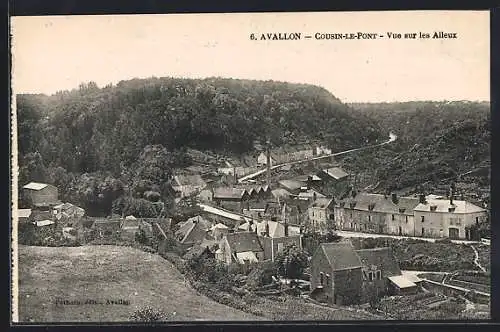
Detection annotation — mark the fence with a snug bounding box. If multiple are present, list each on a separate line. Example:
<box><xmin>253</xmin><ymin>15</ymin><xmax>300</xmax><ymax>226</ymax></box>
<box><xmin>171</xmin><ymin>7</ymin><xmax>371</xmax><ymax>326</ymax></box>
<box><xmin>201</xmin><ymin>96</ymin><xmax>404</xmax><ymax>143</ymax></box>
<box><xmin>420</xmin><ymin>279</ymin><xmax>490</xmax><ymax>305</ymax></box>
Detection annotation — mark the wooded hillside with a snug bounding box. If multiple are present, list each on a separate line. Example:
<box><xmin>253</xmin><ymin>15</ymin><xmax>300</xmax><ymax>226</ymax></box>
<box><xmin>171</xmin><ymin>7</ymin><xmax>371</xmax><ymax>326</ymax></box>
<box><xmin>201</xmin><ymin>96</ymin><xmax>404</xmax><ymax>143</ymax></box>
<box><xmin>17</xmin><ymin>77</ymin><xmax>384</xmax><ymax>216</ymax></box>
<box><xmin>344</xmin><ymin>101</ymin><xmax>490</xmax><ymax>195</ymax></box>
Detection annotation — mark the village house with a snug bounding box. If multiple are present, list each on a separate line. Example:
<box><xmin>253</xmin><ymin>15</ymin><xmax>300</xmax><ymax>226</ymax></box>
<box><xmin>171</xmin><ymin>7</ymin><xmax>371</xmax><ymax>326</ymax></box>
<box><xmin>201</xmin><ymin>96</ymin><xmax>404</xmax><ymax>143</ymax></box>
<box><xmin>175</xmin><ymin>215</ymin><xmax>212</xmax><ymax>245</ymax></box>
<box><xmin>216</xmin><ymin>231</ymin><xmax>265</xmax><ymax>265</ymax></box>
<box><xmin>335</xmin><ymin>192</ymin><xmax>420</xmax><ymax>236</ymax></box>
<box><xmin>310</xmin><ymin>241</ymin><xmax>364</xmax><ymax>305</ymax></box>
<box><xmin>310</xmin><ymin>241</ymin><xmax>414</xmax><ymax>305</ymax></box>
<box><xmin>278</xmin><ymin>179</ymin><xmax>306</xmax><ymax>195</ymax></box>
<box><xmin>256</xmin><ymin>220</ymin><xmax>302</xmax><ymax>262</ymax></box>
<box><xmin>315</xmin><ymin>167</ymin><xmax>350</xmax><ymax>196</ymax></box>
<box><xmin>355</xmin><ymin>247</ymin><xmax>416</xmax><ymax>301</ymax></box>
<box><xmin>307</xmin><ymin>197</ymin><xmax>336</xmax><ymax>233</ymax></box>
<box><xmin>18</xmin><ymin>209</ymin><xmax>33</xmax><ymax>223</ymax></box>
<box><xmin>413</xmin><ymin>194</ymin><xmax>488</xmax><ymax>239</ymax></box>
<box><xmin>210</xmin><ymin>222</ymin><xmax>229</xmax><ymax>240</ymax></box>
<box><xmin>212</xmin><ymin>187</ymin><xmax>250</xmax><ymax>213</ymax></box>
<box><xmin>33</xmin><ymin>219</ymin><xmax>55</xmax><ymax>228</ymax></box>
<box><xmin>53</xmin><ymin>202</ymin><xmax>85</xmax><ymax>225</ymax></box>
<box><xmin>172</xmin><ymin>174</ymin><xmax>207</xmax><ymax>198</ymax></box>
<box><xmin>22</xmin><ymin>182</ymin><xmax>60</xmax><ymax>208</ymax></box>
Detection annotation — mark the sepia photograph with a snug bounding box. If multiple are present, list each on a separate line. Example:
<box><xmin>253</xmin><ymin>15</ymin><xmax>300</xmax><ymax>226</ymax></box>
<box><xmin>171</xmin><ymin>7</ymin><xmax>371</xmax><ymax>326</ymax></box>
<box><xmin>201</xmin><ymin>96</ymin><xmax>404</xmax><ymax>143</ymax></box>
<box><xmin>10</xmin><ymin>11</ymin><xmax>491</xmax><ymax>323</ymax></box>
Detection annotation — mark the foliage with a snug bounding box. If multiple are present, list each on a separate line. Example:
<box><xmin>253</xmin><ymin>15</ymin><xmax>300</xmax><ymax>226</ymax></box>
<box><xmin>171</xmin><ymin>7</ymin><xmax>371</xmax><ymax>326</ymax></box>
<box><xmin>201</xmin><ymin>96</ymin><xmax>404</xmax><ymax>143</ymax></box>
<box><xmin>112</xmin><ymin>196</ymin><xmax>163</xmax><ymax>218</ymax></box>
<box><xmin>134</xmin><ymin>228</ymin><xmax>150</xmax><ymax>246</ymax></box>
<box><xmin>274</xmin><ymin>244</ymin><xmax>309</xmax><ymax>279</ymax></box>
<box><xmin>18</xmin><ymin>222</ymin><xmax>81</xmax><ymax>247</ymax></box>
<box><xmin>345</xmin><ymin>101</ymin><xmax>490</xmax><ymax>195</ymax></box>
<box><xmin>246</xmin><ymin>261</ymin><xmax>277</xmax><ymax>289</ymax></box>
<box><xmin>130</xmin><ymin>306</ymin><xmax>169</xmax><ymax>322</ymax></box>
<box><xmin>350</xmin><ymin>237</ymin><xmax>477</xmax><ymax>272</ymax></box>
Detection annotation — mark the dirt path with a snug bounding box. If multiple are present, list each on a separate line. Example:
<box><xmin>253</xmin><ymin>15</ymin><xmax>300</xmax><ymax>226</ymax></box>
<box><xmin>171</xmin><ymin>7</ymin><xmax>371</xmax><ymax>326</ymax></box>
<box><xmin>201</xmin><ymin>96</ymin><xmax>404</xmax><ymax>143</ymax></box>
<box><xmin>469</xmin><ymin>244</ymin><xmax>487</xmax><ymax>272</ymax></box>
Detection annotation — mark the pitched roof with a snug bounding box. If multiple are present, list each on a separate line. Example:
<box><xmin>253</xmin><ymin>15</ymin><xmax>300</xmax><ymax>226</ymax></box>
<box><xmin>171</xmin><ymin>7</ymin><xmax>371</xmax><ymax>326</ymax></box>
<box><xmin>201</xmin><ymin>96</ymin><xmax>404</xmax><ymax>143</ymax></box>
<box><xmin>23</xmin><ymin>182</ymin><xmax>51</xmax><ymax>190</ymax></box>
<box><xmin>278</xmin><ymin>179</ymin><xmax>305</xmax><ymax>191</ymax></box>
<box><xmin>388</xmin><ymin>275</ymin><xmax>417</xmax><ymax>289</ymax></box>
<box><xmin>213</xmin><ymin>187</ymin><xmax>247</xmax><ymax>199</ymax></box>
<box><xmin>414</xmin><ymin>199</ymin><xmax>486</xmax><ymax>214</ymax></box>
<box><xmin>33</xmin><ymin>220</ymin><xmax>55</xmax><ymax>227</ymax></box>
<box><xmin>225</xmin><ymin>232</ymin><xmax>263</xmax><ymax>253</ymax></box>
<box><xmin>355</xmin><ymin>247</ymin><xmax>401</xmax><ymax>276</ymax></box>
<box><xmin>298</xmin><ymin>189</ymin><xmax>326</xmax><ymax>200</ymax></box>
<box><xmin>319</xmin><ymin>242</ymin><xmax>363</xmax><ymax>271</ymax></box>
<box><xmin>339</xmin><ymin>193</ymin><xmax>420</xmax><ymax>215</ymax></box>
<box><xmin>210</xmin><ymin>222</ymin><xmax>229</xmax><ymax>230</ymax></box>
<box><xmin>272</xmin><ymin>188</ymin><xmax>292</xmax><ymax>199</ymax></box>
<box><xmin>309</xmin><ymin>197</ymin><xmax>334</xmax><ymax>209</ymax></box>
<box><xmin>174</xmin><ymin>174</ymin><xmax>206</xmax><ymax>187</ymax></box>
<box><xmin>322</xmin><ymin>167</ymin><xmax>349</xmax><ymax>180</ymax></box>
<box><xmin>18</xmin><ymin>209</ymin><xmax>32</xmax><ymax>218</ymax></box>
<box><xmin>256</xmin><ymin>220</ymin><xmax>301</xmax><ymax>238</ymax></box>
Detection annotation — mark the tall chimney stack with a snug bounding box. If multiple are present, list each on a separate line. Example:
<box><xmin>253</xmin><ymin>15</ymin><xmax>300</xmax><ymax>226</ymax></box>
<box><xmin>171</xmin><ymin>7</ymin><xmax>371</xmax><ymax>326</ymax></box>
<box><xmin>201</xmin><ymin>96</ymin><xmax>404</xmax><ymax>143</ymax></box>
<box><xmin>419</xmin><ymin>194</ymin><xmax>426</xmax><ymax>204</ymax></box>
<box><xmin>391</xmin><ymin>193</ymin><xmax>398</xmax><ymax>204</ymax></box>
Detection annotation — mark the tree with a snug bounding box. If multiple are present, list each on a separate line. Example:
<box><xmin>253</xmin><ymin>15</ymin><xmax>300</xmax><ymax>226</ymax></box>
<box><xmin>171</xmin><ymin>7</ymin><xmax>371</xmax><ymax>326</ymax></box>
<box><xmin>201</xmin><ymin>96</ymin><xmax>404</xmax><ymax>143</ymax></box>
<box><xmin>274</xmin><ymin>244</ymin><xmax>309</xmax><ymax>279</ymax></box>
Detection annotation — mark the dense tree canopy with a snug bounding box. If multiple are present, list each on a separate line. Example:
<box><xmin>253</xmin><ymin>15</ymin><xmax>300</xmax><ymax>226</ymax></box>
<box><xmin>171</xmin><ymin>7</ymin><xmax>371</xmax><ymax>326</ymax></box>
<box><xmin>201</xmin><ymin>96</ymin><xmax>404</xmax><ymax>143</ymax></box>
<box><xmin>17</xmin><ymin>77</ymin><xmax>385</xmax><ymax>216</ymax></box>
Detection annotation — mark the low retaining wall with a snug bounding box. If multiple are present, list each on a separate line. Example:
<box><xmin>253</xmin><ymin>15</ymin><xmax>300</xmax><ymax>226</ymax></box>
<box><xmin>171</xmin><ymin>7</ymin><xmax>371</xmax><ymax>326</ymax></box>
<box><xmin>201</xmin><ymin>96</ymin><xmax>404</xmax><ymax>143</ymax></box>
<box><xmin>421</xmin><ymin>279</ymin><xmax>490</xmax><ymax>305</ymax></box>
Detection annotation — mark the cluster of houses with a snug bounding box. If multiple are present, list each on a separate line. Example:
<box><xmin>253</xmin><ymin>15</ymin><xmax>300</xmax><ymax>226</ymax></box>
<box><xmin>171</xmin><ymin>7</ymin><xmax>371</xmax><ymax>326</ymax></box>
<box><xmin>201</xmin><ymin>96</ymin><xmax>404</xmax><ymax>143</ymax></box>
<box><xmin>172</xmin><ymin>160</ymin><xmax>488</xmax><ymax>241</ymax></box>
<box><xmin>18</xmin><ymin>182</ymin><xmax>84</xmax><ymax>228</ymax></box>
<box><xmin>173</xmin><ymin>214</ymin><xmax>302</xmax><ymax>265</ymax></box>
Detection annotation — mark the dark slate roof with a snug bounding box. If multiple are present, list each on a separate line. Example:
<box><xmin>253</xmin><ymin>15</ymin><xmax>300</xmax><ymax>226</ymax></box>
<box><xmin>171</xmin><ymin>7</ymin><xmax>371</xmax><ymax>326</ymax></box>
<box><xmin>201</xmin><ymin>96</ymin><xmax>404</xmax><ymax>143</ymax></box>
<box><xmin>320</xmin><ymin>242</ymin><xmax>363</xmax><ymax>271</ymax></box>
<box><xmin>322</xmin><ymin>167</ymin><xmax>349</xmax><ymax>180</ymax></box>
<box><xmin>225</xmin><ymin>232</ymin><xmax>263</xmax><ymax>253</ymax></box>
<box><xmin>309</xmin><ymin>197</ymin><xmax>334</xmax><ymax>209</ymax></box>
<box><xmin>278</xmin><ymin>179</ymin><xmax>305</xmax><ymax>191</ymax></box>
<box><xmin>339</xmin><ymin>193</ymin><xmax>420</xmax><ymax>215</ymax></box>
<box><xmin>355</xmin><ymin>247</ymin><xmax>401</xmax><ymax>277</ymax></box>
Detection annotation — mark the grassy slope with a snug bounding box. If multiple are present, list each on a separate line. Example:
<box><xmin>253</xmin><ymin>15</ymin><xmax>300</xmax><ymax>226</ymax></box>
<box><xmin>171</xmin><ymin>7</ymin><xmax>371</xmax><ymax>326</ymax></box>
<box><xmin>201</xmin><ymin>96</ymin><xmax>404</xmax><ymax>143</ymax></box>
<box><xmin>18</xmin><ymin>245</ymin><xmax>261</xmax><ymax>322</ymax></box>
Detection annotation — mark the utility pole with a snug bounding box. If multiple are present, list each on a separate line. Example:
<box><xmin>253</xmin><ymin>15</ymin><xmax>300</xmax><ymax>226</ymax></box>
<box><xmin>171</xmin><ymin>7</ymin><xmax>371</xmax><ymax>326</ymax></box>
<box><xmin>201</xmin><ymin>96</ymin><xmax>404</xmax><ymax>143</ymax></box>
<box><xmin>266</xmin><ymin>139</ymin><xmax>271</xmax><ymax>187</ymax></box>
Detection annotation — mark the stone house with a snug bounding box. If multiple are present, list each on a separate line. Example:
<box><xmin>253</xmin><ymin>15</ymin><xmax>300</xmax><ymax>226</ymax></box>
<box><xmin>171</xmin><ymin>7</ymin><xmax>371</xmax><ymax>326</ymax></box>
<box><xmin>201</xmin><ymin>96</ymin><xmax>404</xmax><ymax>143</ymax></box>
<box><xmin>216</xmin><ymin>231</ymin><xmax>265</xmax><ymax>265</ymax></box>
<box><xmin>22</xmin><ymin>182</ymin><xmax>59</xmax><ymax>208</ymax></box>
<box><xmin>413</xmin><ymin>195</ymin><xmax>488</xmax><ymax>239</ymax></box>
<box><xmin>307</xmin><ymin>197</ymin><xmax>335</xmax><ymax>233</ymax></box>
<box><xmin>310</xmin><ymin>241</ymin><xmax>364</xmax><ymax>305</ymax></box>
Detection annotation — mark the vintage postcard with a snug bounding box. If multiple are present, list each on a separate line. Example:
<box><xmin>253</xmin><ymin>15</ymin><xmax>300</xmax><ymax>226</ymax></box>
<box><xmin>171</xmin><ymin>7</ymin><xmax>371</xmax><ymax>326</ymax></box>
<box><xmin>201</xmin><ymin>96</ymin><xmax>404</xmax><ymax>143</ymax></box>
<box><xmin>10</xmin><ymin>11</ymin><xmax>490</xmax><ymax>323</ymax></box>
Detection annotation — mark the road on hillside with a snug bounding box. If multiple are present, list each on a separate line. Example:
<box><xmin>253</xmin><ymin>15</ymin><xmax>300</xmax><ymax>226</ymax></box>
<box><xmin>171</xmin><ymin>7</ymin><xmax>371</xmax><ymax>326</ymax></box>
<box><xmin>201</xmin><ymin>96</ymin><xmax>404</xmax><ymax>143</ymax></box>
<box><xmin>238</xmin><ymin>132</ymin><xmax>397</xmax><ymax>183</ymax></box>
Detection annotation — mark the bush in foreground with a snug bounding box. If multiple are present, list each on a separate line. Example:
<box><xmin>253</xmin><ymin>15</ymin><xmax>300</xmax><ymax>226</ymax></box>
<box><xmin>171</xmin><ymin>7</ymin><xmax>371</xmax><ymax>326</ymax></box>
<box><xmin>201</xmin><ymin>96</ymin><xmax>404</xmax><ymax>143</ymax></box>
<box><xmin>131</xmin><ymin>306</ymin><xmax>170</xmax><ymax>322</ymax></box>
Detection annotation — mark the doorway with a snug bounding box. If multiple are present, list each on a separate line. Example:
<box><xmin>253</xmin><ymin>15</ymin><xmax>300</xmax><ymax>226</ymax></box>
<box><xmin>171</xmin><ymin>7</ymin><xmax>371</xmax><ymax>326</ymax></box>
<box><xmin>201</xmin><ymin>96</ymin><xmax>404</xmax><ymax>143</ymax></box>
<box><xmin>449</xmin><ymin>227</ymin><xmax>459</xmax><ymax>239</ymax></box>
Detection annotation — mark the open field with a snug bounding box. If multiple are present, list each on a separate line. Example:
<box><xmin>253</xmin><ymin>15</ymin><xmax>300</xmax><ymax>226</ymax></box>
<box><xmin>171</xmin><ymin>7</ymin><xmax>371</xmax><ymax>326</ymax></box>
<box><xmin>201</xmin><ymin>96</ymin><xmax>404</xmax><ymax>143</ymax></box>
<box><xmin>17</xmin><ymin>245</ymin><xmax>261</xmax><ymax>322</ymax></box>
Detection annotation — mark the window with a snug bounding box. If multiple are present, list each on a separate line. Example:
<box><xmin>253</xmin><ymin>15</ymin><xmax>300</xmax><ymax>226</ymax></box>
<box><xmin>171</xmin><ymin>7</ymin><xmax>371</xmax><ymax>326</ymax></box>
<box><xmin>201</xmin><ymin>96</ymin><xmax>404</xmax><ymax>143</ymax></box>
<box><xmin>368</xmin><ymin>215</ymin><xmax>371</xmax><ymax>222</ymax></box>
<box><xmin>405</xmin><ymin>216</ymin><xmax>408</xmax><ymax>223</ymax></box>
<box><xmin>368</xmin><ymin>272</ymin><xmax>373</xmax><ymax>281</ymax></box>
<box><xmin>421</xmin><ymin>216</ymin><xmax>425</xmax><ymax>223</ymax></box>
<box><xmin>350</xmin><ymin>212</ymin><xmax>353</xmax><ymax>218</ymax></box>
<box><xmin>392</xmin><ymin>214</ymin><xmax>395</xmax><ymax>221</ymax></box>
<box><xmin>320</xmin><ymin>272</ymin><xmax>324</xmax><ymax>285</ymax></box>
<box><xmin>476</xmin><ymin>217</ymin><xmax>479</xmax><ymax>224</ymax></box>
<box><xmin>376</xmin><ymin>270</ymin><xmax>381</xmax><ymax>280</ymax></box>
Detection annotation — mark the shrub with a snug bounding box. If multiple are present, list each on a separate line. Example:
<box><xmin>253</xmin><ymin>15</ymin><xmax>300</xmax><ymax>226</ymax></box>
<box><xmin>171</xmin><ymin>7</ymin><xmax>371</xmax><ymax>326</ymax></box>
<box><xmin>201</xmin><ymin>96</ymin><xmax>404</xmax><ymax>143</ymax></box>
<box><xmin>131</xmin><ymin>306</ymin><xmax>169</xmax><ymax>322</ymax></box>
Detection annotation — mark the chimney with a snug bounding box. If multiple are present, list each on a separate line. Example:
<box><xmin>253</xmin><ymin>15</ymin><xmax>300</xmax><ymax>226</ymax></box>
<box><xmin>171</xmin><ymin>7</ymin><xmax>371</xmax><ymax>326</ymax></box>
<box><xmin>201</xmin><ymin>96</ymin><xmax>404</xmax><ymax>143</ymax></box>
<box><xmin>391</xmin><ymin>193</ymin><xmax>398</xmax><ymax>204</ymax></box>
<box><xmin>419</xmin><ymin>194</ymin><xmax>426</xmax><ymax>204</ymax></box>
<box><xmin>449</xmin><ymin>185</ymin><xmax>454</xmax><ymax>206</ymax></box>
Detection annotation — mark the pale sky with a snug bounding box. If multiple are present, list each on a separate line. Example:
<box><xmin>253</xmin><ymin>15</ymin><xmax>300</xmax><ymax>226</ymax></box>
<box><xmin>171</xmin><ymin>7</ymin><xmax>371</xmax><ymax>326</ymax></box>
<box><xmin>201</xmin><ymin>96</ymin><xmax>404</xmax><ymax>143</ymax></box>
<box><xmin>11</xmin><ymin>11</ymin><xmax>490</xmax><ymax>103</ymax></box>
